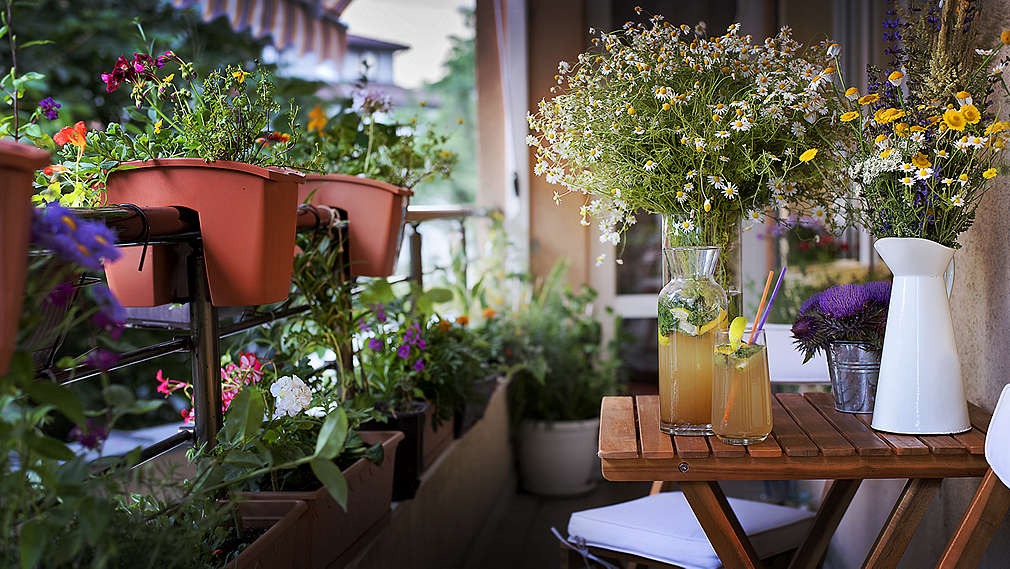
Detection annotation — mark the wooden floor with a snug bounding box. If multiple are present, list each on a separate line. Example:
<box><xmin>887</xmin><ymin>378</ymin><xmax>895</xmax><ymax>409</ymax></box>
<box><xmin>463</xmin><ymin>480</ymin><xmax>652</xmax><ymax>569</ymax></box>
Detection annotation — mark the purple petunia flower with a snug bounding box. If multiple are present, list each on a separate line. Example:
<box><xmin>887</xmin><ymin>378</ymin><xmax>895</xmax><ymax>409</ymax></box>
<box><xmin>69</xmin><ymin>418</ymin><xmax>108</xmax><ymax>450</ymax></box>
<box><xmin>38</xmin><ymin>97</ymin><xmax>60</xmax><ymax>120</ymax></box>
<box><xmin>396</xmin><ymin>344</ymin><xmax>411</xmax><ymax>359</ymax></box>
<box><xmin>85</xmin><ymin>349</ymin><xmax>119</xmax><ymax>371</ymax></box>
<box><xmin>368</xmin><ymin>338</ymin><xmax>383</xmax><ymax>351</ymax></box>
<box><xmin>413</xmin><ymin>359</ymin><xmax>424</xmax><ymax>372</ymax></box>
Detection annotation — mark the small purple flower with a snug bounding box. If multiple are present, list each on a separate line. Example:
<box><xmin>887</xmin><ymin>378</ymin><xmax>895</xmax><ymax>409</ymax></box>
<box><xmin>413</xmin><ymin>359</ymin><xmax>424</xmax><ymax>372</ymax></box>
<box><xmin>92</xmin><ymin>312</ymin><xmax>124</xmax><ymax>340</ymax></box>
<box><xmin>368</xmin><ymin>338</ymin><xmax>383</xmax><ymax>351</ymax></box>
<box><xmin>38</xmin><ymin>97</ymin><xmax>60</xmax><ymax>120</ymax></box>
<box><xmin>85</xmin><ymin>349</ymin><xmax>119</xmax><ymax>371</ymax></box>
<box><xmin>370</xmin><ymin>304</ymin><xmax>387</xmax><ymax>323</ymax></box>
<box><xmin>46</xmin><ymin>282</ymin><xmax>75</xmax><ymax>307</ymax></box>
<box><xmin>417</xmin><ymin>339</ymin><xmax>427</xmax><ymax>350</ymax></box>
<box><xmin>396</xmin><ymin>344</ymin><xmax>411</xmax><ymax>359</ymax></box>
<box><xmin>31</xmin><ymin>206</ymin><xmax>120</xmax><ymax>271</ymax></box>
<box><xmin>91</xmin><ymin>285</ymin><xmax>127</xmax><ymax>323</ymax></box>
<box><xmin>69</xmin><ymin>418</ymin><xmax>108</xmax><ymax>450</ymax></box>
<box><xmin>359</xmin><ymin>321</ymin><xmax>370</xmax><ymax>332</ymax></box>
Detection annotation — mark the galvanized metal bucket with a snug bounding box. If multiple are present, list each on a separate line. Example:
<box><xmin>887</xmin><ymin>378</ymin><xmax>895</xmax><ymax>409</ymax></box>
<box><xmin>826</xmin><ymin>342</ymin><xmax>881</xmax><ymax>413</ymax></box>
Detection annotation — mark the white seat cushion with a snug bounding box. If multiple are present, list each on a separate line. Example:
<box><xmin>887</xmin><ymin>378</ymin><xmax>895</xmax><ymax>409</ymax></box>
<box><xmin>987</xmin><ymin>384</ymin><xmax>1010</xmax><ymax>487</ymax></box>
<box><xmin>567</xmin><ymin>491</ymin><xmax>814</xmax><ymax>569</ymax></box>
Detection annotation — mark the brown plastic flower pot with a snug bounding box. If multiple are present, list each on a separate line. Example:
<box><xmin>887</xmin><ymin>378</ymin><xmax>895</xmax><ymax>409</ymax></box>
<box><xmin>103</xmin><ymin>244</ymin><xmax>185</xmax><ymax>307</ymax></box>
<box><xmin>105</xmin><ymin>159</ymin><xmax>305</xmax><ymax>306</ymax></box>
<box><xmin>0</xmin><ymin>141</ymin><xmax>50</xmax><ymax>376</ymax></box>
<box><xmin>299</xmin><ymin>174</ymin><xmax>412</xmax><ymax>277</ymax></box>
<box><xmin>231</xmin><ymin>499</ymin><xmax>311</xmax><ymax>569</ymax></box>
<box><xmin>422</xmin><ymin>402</ymin><xmax>455</xmax><ymax>470</ymax></box>
<box><xmin>241</xmin><ymin>431</ymin><xmax>403</xmax><ymax>569</ymax></box>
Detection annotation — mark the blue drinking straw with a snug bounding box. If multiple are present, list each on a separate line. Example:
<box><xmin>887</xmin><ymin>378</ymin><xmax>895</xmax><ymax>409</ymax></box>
<box><xmin>754</xmin><ymin>266</ymin><xmax>787</xmax><ymax>336</ymax></box>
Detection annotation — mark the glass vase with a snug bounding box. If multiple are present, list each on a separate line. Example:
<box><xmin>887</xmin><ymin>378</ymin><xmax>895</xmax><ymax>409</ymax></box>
<box><xmin>662</xmin><ymin>214</ymin><xmax>742</xmax><ymax>320</ymax></box>
<box><xmin>657</xmin><ymin>246</ymin><xmax>728</xmax><ymax>435</ymax></box>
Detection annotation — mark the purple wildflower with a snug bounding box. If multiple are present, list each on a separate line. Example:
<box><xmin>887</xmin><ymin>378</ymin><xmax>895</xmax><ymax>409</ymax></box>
<box><xmin>85</xmin><ymin>349</ymin><xmax>119</xmax><ymax>371</ymax></box>
<box><xmin>396</xmin><ymin>344</ymin><xmax>411</xmax><ymax>359</ymax></box>
<box><xmin>359</xmin><ymin>321</ymin><xmax>370</xmax><ymax>332</ymax></box>
<box><xmin>865</xmin><ymin>281</ymin><xmax>892</xmax><ymax>306</ymax></box>
<box><xmin>31</xmin><ymin>205</ymin><xmax>120</xmax><ymax>271</ymax></box>
<box><xmin>91</xmin><ymin>285</ymin><xmax>127</xmax><ymax>323</ymax></box>
<box><xmin>368</xmin><ymin>338</ymin><xmax>383</xmax><ymax>351</ymax></box>
<box><xmin>92</xmin><ymin>311</ymin><xmax>124</xmax><ymax>340</ymax></box>
<box><xmin>46</xmin><ymin>282</ymin><xmax>75</xmax><ymax>307</ymax></box>
<box><xmin>370</xmin><ymin>304</ymin><xmax>387</xmax><ymax>323</ymax></box>
<box><xmin>69</xmin><ymin>418</ymin><xmax>108</xmax><ymax>450</ymax></box>
<box><xmin>417</xmin><ymin>339</ymin><xmax>427</xmax><ymax>350</ymax></box>
<box><xmin>413</xmin><ymin>359</ymin><xmax>424</xmax><ymax>372</ymax></box>
<box><xmin>38</xmin><ymin>97</ymin><xmax>60</xmax><ymax>120</ymax></box>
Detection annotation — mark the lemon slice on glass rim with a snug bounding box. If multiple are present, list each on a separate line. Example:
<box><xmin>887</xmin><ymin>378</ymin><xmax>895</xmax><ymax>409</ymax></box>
<box><xmin>728</xmin><ymin>316</ymin><xmax>748</xmax><ymax>351</ymax></box>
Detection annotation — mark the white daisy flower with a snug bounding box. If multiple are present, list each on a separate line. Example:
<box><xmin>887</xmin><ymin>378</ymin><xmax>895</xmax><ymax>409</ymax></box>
<box><xmin>707</xmin><ymin>175</ymin><xmax>725</xmax><ymax>188</ymax></box>
<box><xmin>676</xmin><ymin>190</ymin><xmax>689</xmax><ymax>203</ymax></box>
<box><xmin>900</xmin><ymin>176</ymin><xmax>914</xmax><ymax>187</ymax></box>
<box><xmin>951</xmin><ymin>195</ymin><xmax>965</xmax><ymax>207</ymax></box>
<box><xmin>719</xmin><ymin>155</ymin><xmax>730</xmax><ymax>162</ymax></box>
<box><xmin>935</xmin><ymin>149</ymin><xmax>949</xmax><ymax>160</ymax></box>
<box><xmin>644</xmin><ymin>160</ymin><xmax>657</xmax><ymax>171</ymax></box>
<box><xmin>899</xmin><ymin>163</ymin><xmax>915</xmax><ymax>173</ymax></box>
<box><xmin>790</xmin><ymin>122</ymin><xmax>805</xmax><ymax>137</ymax></box>
<box><xmin>715</xmin><ymin>130</ymin><xmax>731</xmax><ymax>139</ymax></box>
<box><xmin>910</xmin><ymin>132</ymin><xmax>925</xmax><ymax>144</ymax></box>
<box><xmin>992</xmin><ymin>62</ymin><xmax>1006</xmax><ymax>75</ymax></box>
<box><xmin>976</xmin><ymin>48</ymin><xmax>995</xmax><ymax>56</ymax></box>
<box><xmin>941</xmin><ymin>178</ymin><xmax>954</xmax><ymax>185</ymax></box>
<box><xmin>595</xmin><ymin>254</ymin><xmax>606</xmax><ymax>266</ymax></box>
<box><xmin>722</xmin><ymin>182</ymin><xmax>738</xmax><ymax>199</ymax></box>
<box><xmin>916</xmin><ymin>167</ymin><xmax>933</xmax><ymax>180</ymax></box>
<box><xmin>680</xmin><ymin>219</ymin><xmax>695</xmax><ymax>231</ymax></box>
<box><xmin>812</xmin><ymin>207</ymin><xmax>826</xmax><ymax>222</ymax></box>
<box><xmin>634</xmin><ymin>126</ymin><xmax>645</xmax><ymax>135</ymax></box>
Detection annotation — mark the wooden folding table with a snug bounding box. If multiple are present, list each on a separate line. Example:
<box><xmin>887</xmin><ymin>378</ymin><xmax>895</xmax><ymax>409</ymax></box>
<box><xmin>598</xmin><ymin>393</ymin><xmax>992</xmax><ymax>569</ymax></box>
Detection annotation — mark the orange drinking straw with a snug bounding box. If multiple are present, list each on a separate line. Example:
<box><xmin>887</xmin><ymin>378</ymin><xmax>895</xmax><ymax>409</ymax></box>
<box><xmin>748</xmin><ymin>271</ymin><xmax>774</xmax><ymax>344</ymax></box>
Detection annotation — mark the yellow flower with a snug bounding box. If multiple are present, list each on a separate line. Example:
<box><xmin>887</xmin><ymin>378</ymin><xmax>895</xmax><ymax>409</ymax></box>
<box><xmin>858</xmin><ymin>94</ymin><xmax>880</xmax><ymax>105</ymax></box>
<box><xmin>874</xmin><ymin>133</ymin><xmax>888</xmax><ymax>144</ymax></box>
<box><xmin>911</xmin><ymin>152</ymin><xmax>931</xmax><ymax>168</ymax></box>
<box><xmin>879</xmin><ymin>148</ymin><xmax>895</xmax><ymax>158</ymax></box>
<box><xmin>799</xmin><ymin>148</ymin><xmax>818</xmax><ymax>162</ymax></box>
<box><xmin>893</xmin><ymin>122</ymin><xmax>909</xmax><ymax>136</ymax></box>
<box><xmin>162</xmin><ymin>73</ymin><xmax>174</xmax><ymax>83</ymax></box>
<box><xmin>627</xmin><ymin>106</ymin><xmax>636</xmax><ymax>115</ymax></box>
<box><xmin>703</xmin><ymin>199</ymin><xmax>711</xmax><ymax>212</ymax></box>
<box><xmin>663</xmin><ymin>103</ymin><xmax>671</xmax><ymax>111</ymax></box>
<box><xmin>874</xmin><ymin>108</ymin><xmax>902</xmax><ymax>124</ymax></box>
<box><xmin>232</xmin><ymin>70</ymin><xmax>250</xmax><ymax>83</ymax></box>
<box><xmin>888</xmin><ymin>70</ymin><xmax>905</xmax><ymax>86</ymax></box>
<box><xmin>457</xmin><ymin>117</ymin><xmax>464</xmax><ymax>124</ymax></box>
<box><xmin>1002</xmin><ymin>30</ymin><xmax>1010</xmax><ymax>45</ymax></box>
<box><xmin>959</xmin><ymin>173</ymin><xmax>970</xmax><ymax>182</ymax></box>
<box><xmin>984</xmin><ymin>168</ymin><xmax>998</xmax><ymax>179</ymax></box>
<box><xmin>845</xmin><ymin>87</ymin><xmax>859</xmax><ymax>100</ymax></box>
<box><xmin>961</xmin><ymin>104</ymin><xmax>981</xmax><ymax>124</ymax></box>
<box><xmin>308</xmin><ymin>104</ymin><xmax>327</xmax><ymax>135</ymax></box>
<box><xmin>839</xmin><ymin>111</ymin><xmax>859</xmax><ymax>122</ymax></box>
<box><xmin>943</xmin><ymin>108</ymin><xmax>967</xmax><ymax>131</ymax></box>
<box><xmin>955</xmin><ymin>91</ymin><xmax>972</xmax><ymax>101</ymax></box>
<box><xmin>153</xmin><ymin>119</ymin><xmax>162</xmax><ymax>135</ymax></box>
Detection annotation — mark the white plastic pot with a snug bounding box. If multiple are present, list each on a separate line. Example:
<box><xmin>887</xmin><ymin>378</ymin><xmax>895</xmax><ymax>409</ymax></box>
<box><xmin>517</xmin><ymin>418</ymin><xmax>600</xmax><ymax>496</ymax></box>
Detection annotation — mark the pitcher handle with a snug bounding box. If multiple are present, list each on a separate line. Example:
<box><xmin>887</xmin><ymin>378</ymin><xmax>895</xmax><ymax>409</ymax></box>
<box><xmin>944</xmin><ymin>258</ymin><xmax>955</xmax><ymax>298</ymax></box>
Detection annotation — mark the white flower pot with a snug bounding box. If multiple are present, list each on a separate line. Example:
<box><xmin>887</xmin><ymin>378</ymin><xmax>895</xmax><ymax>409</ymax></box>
<box><xmin>517</xmin><ymin>418</ymin><xmax>600</xmax><ymax>496</ymax></box>
<box><xmin>871</xmin><ymin>237</ymin><xmax>970</xmax><ymax>434</ymax></box>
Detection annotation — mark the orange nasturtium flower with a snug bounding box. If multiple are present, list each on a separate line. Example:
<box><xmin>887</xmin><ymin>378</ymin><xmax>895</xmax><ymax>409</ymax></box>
<box><xmin>308</xmin><ymin>104</ymin><xmax>327</xmax><ymax>135</ymax></box>
<box><xmin>53</xmin><ymin>121</ymin><xmax>87</xmax><ymax>150</ymax></box>
<box><xmin>482</xmin><ymin>307</ymin><xmax>497</xmax><ymax>319</ymax></box>
<box><xmin>455</xmin><ymin>315</ymin><xmax>470</xmax><ymax>326</ymax></box>
<box><xmin>438</xmin><ymin>320</ymin><xmax>452</xmax><ymax>332</ymax></box>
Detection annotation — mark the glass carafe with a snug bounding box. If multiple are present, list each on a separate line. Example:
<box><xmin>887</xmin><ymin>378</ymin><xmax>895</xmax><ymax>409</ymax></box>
<box><xmin>657</xmin><ymin>246</ymin><xmax>728</xmax><ymax>435</ymax></box>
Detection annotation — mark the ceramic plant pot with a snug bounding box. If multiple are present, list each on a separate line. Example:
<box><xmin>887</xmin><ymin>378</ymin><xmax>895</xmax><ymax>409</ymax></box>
<box><xmin>361</xmin><ymin>401</ymin><xmax>428</xmax><ymax>501</ymax></box>
<box><xmin>0</xmin><ymin>141</ymin><xmax>49</xmax><ymax>376</ymax></box>
<box><xmin>230</xmin><ymin>499</ymin><xmax>311</xmax><ymax>569</ymax></box>
<box><xmin>518</xmin><ymin>417</ymin><xmax>600</xmax><ymax>496</ymax></box>
<box><xmin>241</xmin><ymin>431</ymin><xmax>403</xmax><ymax>569</ymax></box>
<box><xmin>105</xmin><ymin>159</ymin><xmax>305</xmax><ymax>307</ymax></box>
<box><xmin>299</xmin><ymin>174</ymin><xmax>412</xmax><ymax>277</ymax></box>
<box><xmin>872</xmin><ymin>237</ymin><xmax>970</xmax><ymax>434</ymax></box>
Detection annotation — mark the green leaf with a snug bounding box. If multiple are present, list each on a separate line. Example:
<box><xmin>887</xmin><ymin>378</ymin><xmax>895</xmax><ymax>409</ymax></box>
<box><xmin>19</xmin><ymin>40</ymin><xmax>51</xmax><ymax>49</ymax></box>
<box><xmin>425</xmin><ymin>287</ymin><xmax>453</xmax><ymax>303</ymax></box>
<box><xmin>103</xmin><ymin>385</ymin><xmax>135</xmax><ymax>409</ymax></box>
<box><xmin>222</xmin><ymin>387</ymin><xmax>264</xmax><ymax>443</ymax></box>
<box><xmin>22</xmin><ymin>381</ymin><xmax>86</xmax><ymax>425</ymax></box>
<box><xmin>19</xmin><ymin>520</ymin><xmax>44</xmax><ymax>569</ymax></box>
<box><xmin>360</xmin><ymin>279</ymin><xmax>394</xmax><ymax>305</ymax></box>
<box><xmin>313</xmin><ymin>408</ymin><xmax>348</xmax><ymax>460</ymax></box>
<box><xmin>29</xmin><ymin>434</ymin><xmax>74</xmax><ymax>461</ymax></box>
<box><xmin>310</xmin><ymin>458</ymin><xmax>348</xmax><ymax>510</ymax></box>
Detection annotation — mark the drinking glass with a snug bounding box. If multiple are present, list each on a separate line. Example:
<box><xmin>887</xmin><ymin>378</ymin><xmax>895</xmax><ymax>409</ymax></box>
<box><xmin>711</xmin><ymin>328</ymin><xmax>773</xmax><ymax>445</ymax></box>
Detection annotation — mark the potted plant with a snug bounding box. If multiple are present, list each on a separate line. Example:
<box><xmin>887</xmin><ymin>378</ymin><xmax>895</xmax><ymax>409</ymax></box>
<box><xmin>818</xmin><ymin>6</ymin><xmax>1010</xmax><ymax>433</ymax></box>
<box><xmin>42</xmin><ymin>51</ymin><xmax>306</xmax><ymax>307</ymax></box>
<box><xmin>507</xmin><ymin>262</ymin><xmax>619</xmax><ymax>496</ymax></box>
<box><xmin>792</xmin><ymin>282</ymin><xmax>891</xmax><ymax>413</ymax></box>
<box><xmin>289</xmin><ymin>89</ymin><xmax>457</xmax><ymax>277</ymax></box>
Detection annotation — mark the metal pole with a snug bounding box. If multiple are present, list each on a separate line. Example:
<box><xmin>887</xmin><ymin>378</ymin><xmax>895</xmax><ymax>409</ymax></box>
<box><xmin>458</xmin><ymin>218</ymin><xmax>468</xmax><ymax>292</ymax></box>
<box><xmin>189</xmin><ymin>250</ymin><xmax>221</xmax><ymax>448</ymax></box>
<box><xmin>409</xmin><ymin>222</ymin><xmax>423</xmax><ymax>288</ymax></box>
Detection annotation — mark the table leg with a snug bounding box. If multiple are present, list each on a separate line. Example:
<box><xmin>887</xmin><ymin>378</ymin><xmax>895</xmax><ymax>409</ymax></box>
<box><xmin>861</xmin><ymin>478</ymin><xmax>942</xmax><ymax>569</ymax></box>
<box><xmin>787</xmin><ymin>479</ymin><xmax>862</xmax><ymax>569</ymax></box>
<box><xmin>680</xmin><ymin>481</ymin><xmax>763</xmax><ymax>569</ymax></box>
<box><xmin>936</xmin><ymin>470</ymin><xmax>1010</xmax><ymax>569</ymax></box>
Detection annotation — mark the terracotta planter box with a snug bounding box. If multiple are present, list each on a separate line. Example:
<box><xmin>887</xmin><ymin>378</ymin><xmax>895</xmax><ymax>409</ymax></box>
<box><xmin>299</xmin><ymin>174</ymin><xmax>411</xmax><ymax>277</ymax></box>
<box><xmin>104</xmin><ymin>159</ymin><xmax>305</xmax><ymax>307</ymax></box>
<box><xmin>0</xmin><ymin>141</ymin><xmax>49</xmax><ymax>376</ymax></box>
<box><xmin>241</xmin><ymin>431</ymin><xmax>403</xmax><ymax>569</ymax></box>
<box><xmin>231</xmin><ymin>499</ymin><xmax>311</xmax><ymax>569</ymax></box>
<box><xmin>422</xmin><ymin>402</ymin><xmax>454</xmax><ymax>470</ymax></box>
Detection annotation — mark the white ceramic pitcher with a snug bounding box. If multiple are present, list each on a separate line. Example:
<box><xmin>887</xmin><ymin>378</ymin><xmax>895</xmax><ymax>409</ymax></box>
<box><xmin>871</xmin><ymin>237</ymin><xmax>970</xmax><ymax>434</ymax></box>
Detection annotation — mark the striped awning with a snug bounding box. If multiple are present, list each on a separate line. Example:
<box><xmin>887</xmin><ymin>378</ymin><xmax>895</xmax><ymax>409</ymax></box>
<box><xmin>171</xmin><ymin>0</ymin><xmax>352</xmax><ymax>62</ymax></box>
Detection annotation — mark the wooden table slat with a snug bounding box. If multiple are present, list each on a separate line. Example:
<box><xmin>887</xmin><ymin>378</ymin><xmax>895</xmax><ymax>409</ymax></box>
<box><xmin>805</xmin><ymin>392</ymin><xmax>892</xmax><ymax>456</ymax></box>
<box><xmin>770</xmin><ymin>397</ymin><xmax>820</xmax><ymax>457</ymax></box>
<box><xmin>855</xmin><ymin>414</ymin><xmax>931</xmax><ymax>456</ymax></box>
<box><xmin>745</xmin><ymin>434</ymin><xmax>784</xmax><ymax>458</ymax></box>
<box><xmin>599</xmin><ymin>397</ymin><xmax>640</xmax><ymax>459</ymax></box>
<box><xmin>778</xmin><ymin>393</ymin><xmax>855</xmax><ymax>457</ymax></box>
<box><xmin>674</xmin><ymin>435</ymin><xmax>711</xmax><ymax>459</ymax></box>
<box><xmin>708</xmin><ymin>434</ymin><xmax>748</xmax><ymax>458</ymax></box>
<box><xmin>952</xmin><ymin>428</ymin><xmax>986</xmax><ymax>455</ymax></box>
<box><xmin>918</xmin><ymin>435</ymin><xmax>969</xmax><ymax>455</ymax></box>
<box><xmin>635</xmin><ymin>396</ymin><xmax>676</xmax><ymax>459</ymax></box>
<box><xmin>968</xmin><ymin>402</ymin><xmax>992</xmax><ymax>433</ymax></box>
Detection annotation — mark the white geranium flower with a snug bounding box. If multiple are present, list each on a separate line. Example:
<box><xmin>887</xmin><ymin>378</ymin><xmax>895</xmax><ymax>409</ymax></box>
<box><xmin>271</xmin><ymin>375</ymin><xmax>312</xmax><ymax>418</ymax></box>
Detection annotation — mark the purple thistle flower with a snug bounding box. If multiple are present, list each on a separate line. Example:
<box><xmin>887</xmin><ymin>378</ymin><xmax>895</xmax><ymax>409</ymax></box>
<box><xmin>85</xmin><ymin>349</ymin><xmax>119</xmax><ymax>371</ymax></box>
<box><xmin>396</xmin><ymin>344</ymin><xmax>411</xmax><ymax>359</ymax></box>
<box><xmin>798</xmin><ymin>291</ymin><xmax>822</xmax><ymax>316</ymax></box>
<box><xmin>38</xmin><ymin>97</ymin><xmax>60</xmax><ymax>120</ymax></box>
<box><xmin>818</xmin><ymin>284</ymin><xmax>868</xmax><ymax>319</ymax></box>
<box><xmin>865</xmin><ymin>281</ymin><xmax>892</xmax><ymax>306</ymax></box>
<box><xmin>368</xmin><ymin>338</ymin><xmax>383</xmax><ymax>351</ymax></box>
<box><xmin>69</xmin><ymin>418</ymin><xmax>108</xmax><ymax>450</ymax></box>
<box><xmin>413</xmin><ymin>359</ymin><xmax>425</xmax><ymax>372</ymax></box>
<box><xmin>791</xmin><ymin>315</ymin><xmax>816</xmax><ymax>342</ymax></box>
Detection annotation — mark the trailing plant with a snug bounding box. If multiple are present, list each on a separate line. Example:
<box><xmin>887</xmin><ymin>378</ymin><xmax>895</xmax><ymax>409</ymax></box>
<box><xmin>290</xmin><ymin>85</ymin><xmax>457</xmax><ymax>188</ymax></box>
<box><xmin>791</xmin><ymin>281</ymin><xmax>891</xmax><ymax>362</ymax></box>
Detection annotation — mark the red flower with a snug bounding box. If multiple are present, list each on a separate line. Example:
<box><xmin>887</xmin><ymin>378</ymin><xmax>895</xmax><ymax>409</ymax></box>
<box><xmin>54</xmin><ymin>121</ymin><xmax>87</xmax><ymax>150</ymax></box>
